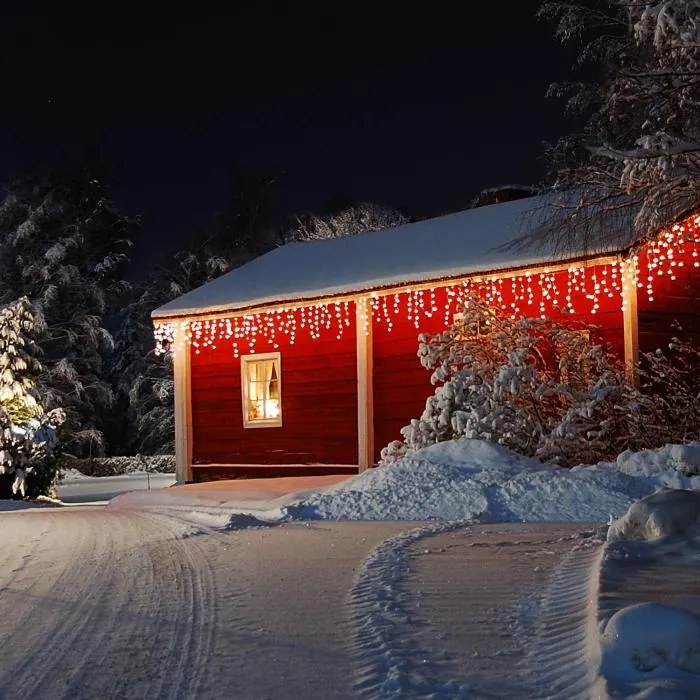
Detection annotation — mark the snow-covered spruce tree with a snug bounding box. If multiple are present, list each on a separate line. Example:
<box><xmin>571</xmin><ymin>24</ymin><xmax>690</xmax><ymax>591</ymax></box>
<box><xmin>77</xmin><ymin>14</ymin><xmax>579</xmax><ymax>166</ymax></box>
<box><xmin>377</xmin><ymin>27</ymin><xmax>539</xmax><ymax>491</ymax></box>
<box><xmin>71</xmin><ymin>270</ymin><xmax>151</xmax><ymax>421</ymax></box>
<box><xmin>0</xmin><ymin>167</ymin><xmax>134</xmax><ymax>457</ymax></box>
<box><xmin>536</xmin><ymin>0</ymin><xmax>700</xmax><ymax>250</ymax></box>
<box><xmin>0</xmin><ymin>298</ymin><xmax>65</xmax><ymax>499</ymax></box>
<box><xmin>381</xmin><ymin>295</ymin><xmax>648</xmax><ymax>467</ymax></box>
<box><xmin>285</xmin><ymin>201</ymin><xmax>408</xmax><ymax>242</ymax></box>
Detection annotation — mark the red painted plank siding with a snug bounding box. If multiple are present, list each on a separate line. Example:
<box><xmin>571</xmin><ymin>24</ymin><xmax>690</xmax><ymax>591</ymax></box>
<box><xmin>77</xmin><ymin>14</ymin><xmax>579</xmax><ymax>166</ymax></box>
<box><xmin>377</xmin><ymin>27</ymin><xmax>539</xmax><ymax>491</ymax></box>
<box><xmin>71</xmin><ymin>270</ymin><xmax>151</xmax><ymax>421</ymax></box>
<box><xmin>188</xmin><ymin>264</ymin><xmax>628</xmax><ymax>470</ymax></box>
<box><xmin>190</xmin><ymin>312</ymin><xmax>358</xmax><ymax>466</ymax></box>
<box><xmin>638</xmin><ymin>254</ymin><xmax>700</xmax><ymax>353</ymax></box>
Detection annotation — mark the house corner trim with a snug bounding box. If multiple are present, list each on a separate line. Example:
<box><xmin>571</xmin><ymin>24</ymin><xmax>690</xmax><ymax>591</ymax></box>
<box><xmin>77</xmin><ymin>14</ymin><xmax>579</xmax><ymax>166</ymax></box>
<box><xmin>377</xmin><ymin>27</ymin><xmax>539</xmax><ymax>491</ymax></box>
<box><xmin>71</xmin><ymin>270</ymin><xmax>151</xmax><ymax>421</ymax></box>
<box><xmin>173</xmin><ymin>331</ymin><xmax>193</xmax><ymax>482</ymax></box>
<box><xmin>356</xmin><ymin>298</ymin><xmax>374</xmax><ymax>472</ymax></box>
<box><xmin>621</xmin><ymin>259</ymin><xmax>640</xmax><ymax>386</ymax></box>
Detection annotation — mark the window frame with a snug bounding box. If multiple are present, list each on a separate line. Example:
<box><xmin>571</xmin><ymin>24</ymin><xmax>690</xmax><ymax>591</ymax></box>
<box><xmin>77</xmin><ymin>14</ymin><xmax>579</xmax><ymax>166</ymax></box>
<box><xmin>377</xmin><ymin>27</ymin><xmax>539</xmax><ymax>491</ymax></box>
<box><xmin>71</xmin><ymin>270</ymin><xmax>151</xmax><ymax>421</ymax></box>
<box><xmin>240</xmin><ymin>351</ymin><xmax>283</xmax><ymax>429</ymax></box>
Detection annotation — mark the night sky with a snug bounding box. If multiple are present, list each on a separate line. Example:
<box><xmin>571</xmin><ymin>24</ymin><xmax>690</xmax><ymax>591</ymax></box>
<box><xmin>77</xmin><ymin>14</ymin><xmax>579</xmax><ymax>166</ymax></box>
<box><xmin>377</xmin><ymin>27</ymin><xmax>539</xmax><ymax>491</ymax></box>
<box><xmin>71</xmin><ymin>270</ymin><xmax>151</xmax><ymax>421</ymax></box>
<box><xmin>0</xmin><ymin>2</ymin><xmax>577</xmax><ymax>262</ymax></box>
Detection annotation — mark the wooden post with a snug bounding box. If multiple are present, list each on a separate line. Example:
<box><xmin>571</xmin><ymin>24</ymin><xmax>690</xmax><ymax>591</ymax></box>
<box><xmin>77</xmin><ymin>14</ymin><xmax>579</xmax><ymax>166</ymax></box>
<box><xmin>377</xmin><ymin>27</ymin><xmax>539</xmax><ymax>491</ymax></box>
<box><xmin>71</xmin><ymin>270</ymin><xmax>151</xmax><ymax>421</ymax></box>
<box><xmin>355</xmin><ymin>298</ymin><xmax>374</xmax><ymax>472</ymax></box>
<box><xmin>173</xmin><ymin>329</ymin><xmax>193</xmax><ymax>482</ymax></box>
<box><xmin>621</xmin><ymin>259</ymin><xmax>640</xmax><ymax>386</ymax></box>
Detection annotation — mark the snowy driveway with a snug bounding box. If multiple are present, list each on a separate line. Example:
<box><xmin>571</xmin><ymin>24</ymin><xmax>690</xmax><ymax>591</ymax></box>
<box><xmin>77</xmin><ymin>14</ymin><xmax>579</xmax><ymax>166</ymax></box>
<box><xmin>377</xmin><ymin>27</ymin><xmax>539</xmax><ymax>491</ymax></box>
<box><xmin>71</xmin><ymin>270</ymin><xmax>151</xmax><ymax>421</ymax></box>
<box><xmin>0</xmin><ymin>507</ymin><xmax>597</xmax><ymax>699</ymax></box>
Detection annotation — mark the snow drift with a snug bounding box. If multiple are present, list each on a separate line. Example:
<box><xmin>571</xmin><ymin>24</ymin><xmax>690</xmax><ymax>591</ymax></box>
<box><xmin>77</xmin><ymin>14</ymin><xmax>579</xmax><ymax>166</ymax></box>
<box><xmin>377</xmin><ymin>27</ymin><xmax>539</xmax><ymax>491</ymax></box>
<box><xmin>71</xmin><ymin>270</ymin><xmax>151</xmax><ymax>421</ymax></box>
<box><xmin>288</xmin><ymin>439</ymin><xmax>700</xmax><ymax>522</ymax></box>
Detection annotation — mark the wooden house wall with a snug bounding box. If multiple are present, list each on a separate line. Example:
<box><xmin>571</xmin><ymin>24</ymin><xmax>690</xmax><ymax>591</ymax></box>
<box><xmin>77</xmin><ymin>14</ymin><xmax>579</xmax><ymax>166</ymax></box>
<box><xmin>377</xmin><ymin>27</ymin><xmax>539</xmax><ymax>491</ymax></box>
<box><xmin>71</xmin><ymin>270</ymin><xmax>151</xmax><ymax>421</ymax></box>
<box><xmin>189</xmin><ymin>312</ymin><xmax>359</xmax><ymax>466</ymax></box>
<box><xmin>186</xmin><ymin>264</ymin><xmax>629</xmax><ymax>471</ymax></box>
<box><xmin>637</xmin><ymin>260</ymin><xmax>700</xmax><ymax>353</ymax></box>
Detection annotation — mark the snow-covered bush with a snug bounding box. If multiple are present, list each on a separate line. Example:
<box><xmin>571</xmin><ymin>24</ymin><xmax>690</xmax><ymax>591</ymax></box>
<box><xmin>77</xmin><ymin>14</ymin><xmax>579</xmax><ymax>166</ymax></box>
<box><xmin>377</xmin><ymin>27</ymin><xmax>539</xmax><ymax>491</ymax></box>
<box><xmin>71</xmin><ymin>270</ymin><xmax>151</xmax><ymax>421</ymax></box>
<box><xmin>59</xmin><ymin>454</ymin><xmax>175</xmax><ymax>477</ymax></box>
<box><xmin>382</xmin><ymin>295</ymin><xmax>647</xmax><ymax>467</ymax></box>
<box><xmin>0</xmin><ymin>298</ymin><xmax>65</xmax><ymax>499</ymax></box>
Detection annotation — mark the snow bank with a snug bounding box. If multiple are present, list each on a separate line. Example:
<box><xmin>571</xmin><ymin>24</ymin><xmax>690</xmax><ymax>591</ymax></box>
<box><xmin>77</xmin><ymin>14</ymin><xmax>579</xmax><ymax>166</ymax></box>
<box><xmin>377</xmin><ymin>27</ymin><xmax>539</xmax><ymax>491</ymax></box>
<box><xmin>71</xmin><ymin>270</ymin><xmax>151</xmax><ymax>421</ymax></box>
<box><xmin>616</xmin><ymin>442</ymin><xmax>700</xmax><ymax>479</ymax></box>
<box><xmin>104</xmin><ymin>439</ymin><xmax>700</xmax><ymax>532</ymax></box>
<box><xmin>601</xmin><ymin>603</ymin><xmax>700</xmax><ymax>680</ymax></box>
<box><xmin>289</xmin><ymin>439</ymin><xmax>700</xmax><ymax>522</ymax></box>
<box><xmin>607</xmin><ymin>488</ymin><xmax>700</xmax><ymax>543</ymax></box>
<box><xmin>597</xmin><ymin>492</ymin><xmax>700</xmax><ymax>697</ymax></box>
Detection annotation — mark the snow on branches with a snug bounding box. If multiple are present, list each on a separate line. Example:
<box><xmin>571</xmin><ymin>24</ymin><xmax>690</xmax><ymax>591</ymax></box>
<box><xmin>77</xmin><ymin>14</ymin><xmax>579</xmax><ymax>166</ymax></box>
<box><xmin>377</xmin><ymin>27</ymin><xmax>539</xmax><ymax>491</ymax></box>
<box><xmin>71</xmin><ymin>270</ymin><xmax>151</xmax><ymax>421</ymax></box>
<box><xmin>0</xmin><ymin>169</ymin><xmax>134</xmax><ymax>457</ymax></box>
<box><xmin>285</xmin><ymin>202</ymin><xmax>408</xmax><ymax>242</ymax></box>
<box><xmin>538</xmin><ymin>0</ymin><xmax>700</xmax><ymax>250</ymax></box>
<box><xmin>0</xmin><ymin>298</ymin><xmax>65</xmax><ymax>499</ymax></box>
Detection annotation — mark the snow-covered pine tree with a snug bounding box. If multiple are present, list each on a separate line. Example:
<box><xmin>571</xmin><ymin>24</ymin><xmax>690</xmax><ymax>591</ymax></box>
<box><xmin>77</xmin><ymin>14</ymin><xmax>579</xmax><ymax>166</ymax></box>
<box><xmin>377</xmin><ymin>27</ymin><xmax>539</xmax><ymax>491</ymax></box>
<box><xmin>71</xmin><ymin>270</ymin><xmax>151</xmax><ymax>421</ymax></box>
<box><xmin>285</xmin><ymin>201</ymin><xmax>408</xmax><ymax>242</ymax></box>
<box><xmin>537</xmin><ymin>0</ymin><xmax>700</xmax><ymax>250</ymax></box>
<box><xmin>0</xmin><ymin>298</ymin><xmax>65</xmax><ymax>499</ymax></box>
<box><xmin>0</xmin><ymin>167</ymin><xmax>134</xmax><ymax>457</ymax></box>
<box><xmin>381</xmin><ymin>294</ymin><xmax>648</xmax><ymax>467</ymax></box>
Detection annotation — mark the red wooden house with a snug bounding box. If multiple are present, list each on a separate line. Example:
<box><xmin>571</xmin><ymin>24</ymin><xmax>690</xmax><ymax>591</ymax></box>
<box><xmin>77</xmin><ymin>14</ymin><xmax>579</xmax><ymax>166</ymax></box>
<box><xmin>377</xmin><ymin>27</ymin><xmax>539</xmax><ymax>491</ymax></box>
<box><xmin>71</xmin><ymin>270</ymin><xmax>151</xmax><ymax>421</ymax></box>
<box><xmin>152</xmin><ymin>196</ymin><xmax>700</xmax><ymax>482</ymax></box>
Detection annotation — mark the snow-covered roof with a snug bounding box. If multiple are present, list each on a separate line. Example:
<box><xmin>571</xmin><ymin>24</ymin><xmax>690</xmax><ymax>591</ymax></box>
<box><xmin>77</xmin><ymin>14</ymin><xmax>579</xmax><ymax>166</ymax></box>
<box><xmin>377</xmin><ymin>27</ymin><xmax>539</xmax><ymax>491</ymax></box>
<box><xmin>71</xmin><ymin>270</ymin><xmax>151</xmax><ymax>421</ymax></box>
<box><xmin>152</xmin><ymin>195</ymin><xmax>633</xmax><ymax>319</ymax></box>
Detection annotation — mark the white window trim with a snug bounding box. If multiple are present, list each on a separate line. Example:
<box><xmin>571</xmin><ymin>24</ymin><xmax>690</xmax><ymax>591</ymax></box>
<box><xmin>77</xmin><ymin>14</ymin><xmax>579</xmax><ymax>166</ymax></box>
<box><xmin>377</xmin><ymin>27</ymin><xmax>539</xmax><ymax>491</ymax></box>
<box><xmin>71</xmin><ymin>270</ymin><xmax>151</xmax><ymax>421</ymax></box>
<box><xmin>241</xmin><ymin>351</ymin><xmax>283</xmax><ymax>429</ymax></box>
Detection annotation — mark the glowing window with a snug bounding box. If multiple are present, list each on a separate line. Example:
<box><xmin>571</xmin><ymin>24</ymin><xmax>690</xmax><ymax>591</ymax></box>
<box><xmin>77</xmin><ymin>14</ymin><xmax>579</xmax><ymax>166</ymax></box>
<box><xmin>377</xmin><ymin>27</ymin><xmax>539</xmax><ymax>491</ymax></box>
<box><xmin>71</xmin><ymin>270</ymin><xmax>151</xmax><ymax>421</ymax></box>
<box><xmin>241</xmin><ymin>352</ymin><xmax>282</xmax><ymax>428</ymax></box>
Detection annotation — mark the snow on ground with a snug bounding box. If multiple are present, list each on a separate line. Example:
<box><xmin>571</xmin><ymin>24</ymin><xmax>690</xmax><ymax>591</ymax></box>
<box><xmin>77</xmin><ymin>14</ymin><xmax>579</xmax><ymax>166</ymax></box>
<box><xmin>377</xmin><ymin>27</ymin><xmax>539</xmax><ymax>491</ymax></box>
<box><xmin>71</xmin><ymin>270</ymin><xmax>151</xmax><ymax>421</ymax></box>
<box><xmin>111</xmin><ymin>440</ymin><xmax>700</xmax><ymax>529</ymax></box>
<box><xmin>595</xmin><ymin>489</ymin><xmax>700</xmax><ymax>698</ymax></box>
<box><xmin>109</xmin><ymin>440</ymin><xmax>700</xmax><ymax>697</ymax></box>
<box><xmin>289</xmin><ymin>439</ymin><xmax>700</xmax><ymax>523</ymax></box>
<box><xmin>0</xmin><ymin>508</ymin><xmax>411</xmax><ymax>699</ymax></box>
<box><xmin>4</xmin><ymin>441</ymin><xmax>700</xmax><ymax>697</ymax></box>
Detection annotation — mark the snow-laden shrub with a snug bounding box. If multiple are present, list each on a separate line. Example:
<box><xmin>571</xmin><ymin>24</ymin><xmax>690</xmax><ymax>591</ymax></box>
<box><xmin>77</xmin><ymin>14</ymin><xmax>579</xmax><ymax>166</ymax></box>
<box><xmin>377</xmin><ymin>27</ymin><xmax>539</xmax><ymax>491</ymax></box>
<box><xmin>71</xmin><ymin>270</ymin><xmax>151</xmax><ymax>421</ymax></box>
<box><xmin>0</xmin><ymin>298</ymin><xmax>65</xmax><ymax>499</ymax></box>
<box><xmin>381</xmin><ymin>295</ymin><xmax>647</xmax><ymax>467</ymax></box>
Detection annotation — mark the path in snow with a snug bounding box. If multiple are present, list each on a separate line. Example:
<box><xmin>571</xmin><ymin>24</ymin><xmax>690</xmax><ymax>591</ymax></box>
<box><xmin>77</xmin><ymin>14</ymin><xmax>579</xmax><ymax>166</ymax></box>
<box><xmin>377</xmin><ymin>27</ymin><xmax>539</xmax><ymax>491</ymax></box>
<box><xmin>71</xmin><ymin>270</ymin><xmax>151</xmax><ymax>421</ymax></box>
<box><xmin>1</xmin><ymin>508</ymin><xmax>605</xmax><ymax>699</ymax></box>
<box><xmin>0</xmin><ymin>506</ymin><xmax>217</xmax><ymax>699</ymax></box>
<box><xmin>56</xmin><ymin>472</ymin><xmax>176</xmax><ymax>503</ymax></box>
<box><xmin>349</xmin><ymin>523</ymin><xmax>603</xmax><ymax>698</ymax></box>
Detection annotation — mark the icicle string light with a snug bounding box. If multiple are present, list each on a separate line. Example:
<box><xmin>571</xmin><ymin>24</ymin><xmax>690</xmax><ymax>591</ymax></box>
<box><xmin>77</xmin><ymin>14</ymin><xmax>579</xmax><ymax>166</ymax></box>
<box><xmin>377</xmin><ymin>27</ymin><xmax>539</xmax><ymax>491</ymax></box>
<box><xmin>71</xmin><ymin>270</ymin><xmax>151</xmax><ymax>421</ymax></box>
<box><xmin>154</xmin><ymin>216</ymin><xmax>700</xmax><ymax>356</ymax></box>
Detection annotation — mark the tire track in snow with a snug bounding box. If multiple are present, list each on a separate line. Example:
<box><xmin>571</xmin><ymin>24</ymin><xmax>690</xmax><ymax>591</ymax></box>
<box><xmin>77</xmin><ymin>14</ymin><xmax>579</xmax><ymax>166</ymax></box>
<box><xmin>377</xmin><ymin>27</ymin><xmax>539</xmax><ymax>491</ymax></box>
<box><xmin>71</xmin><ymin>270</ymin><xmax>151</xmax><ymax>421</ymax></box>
<box><xmin>523</xmin><ymin>538</ymin><xmax>604</xmax><ymax>699</ymax></box>
<box><xmin>0</xmin><ymin>510</ymin><xmax>110</xmax><ymax>698</ymax></box>
<box><xmin>348</xmin><ymin>521</ymin><xmax>471</xmax><ymax>698</ymax></box>
<box><xmin>140</xmin><ymin>510</ymin><xmax>218</xmax><ymax>700</ymax></box>
<box><xmin>0</xmin><ymin>507</ymin><xmax>217</xmax><ymax>700</ymax></box>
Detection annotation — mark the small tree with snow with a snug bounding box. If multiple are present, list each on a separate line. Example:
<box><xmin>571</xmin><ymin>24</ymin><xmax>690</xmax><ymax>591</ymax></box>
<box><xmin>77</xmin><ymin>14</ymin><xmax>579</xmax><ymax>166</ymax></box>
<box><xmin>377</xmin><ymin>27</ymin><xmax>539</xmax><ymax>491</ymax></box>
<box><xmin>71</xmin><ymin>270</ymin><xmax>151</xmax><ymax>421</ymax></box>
<box><xmin>0</xmin><ymin>298</ymin><xmax>65</xmax><ymax>499</ymax></box>
<box><xmin>382</xmin><ymin>294</ymin><xmax>646</xmax><ymax>467</ymax></box>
